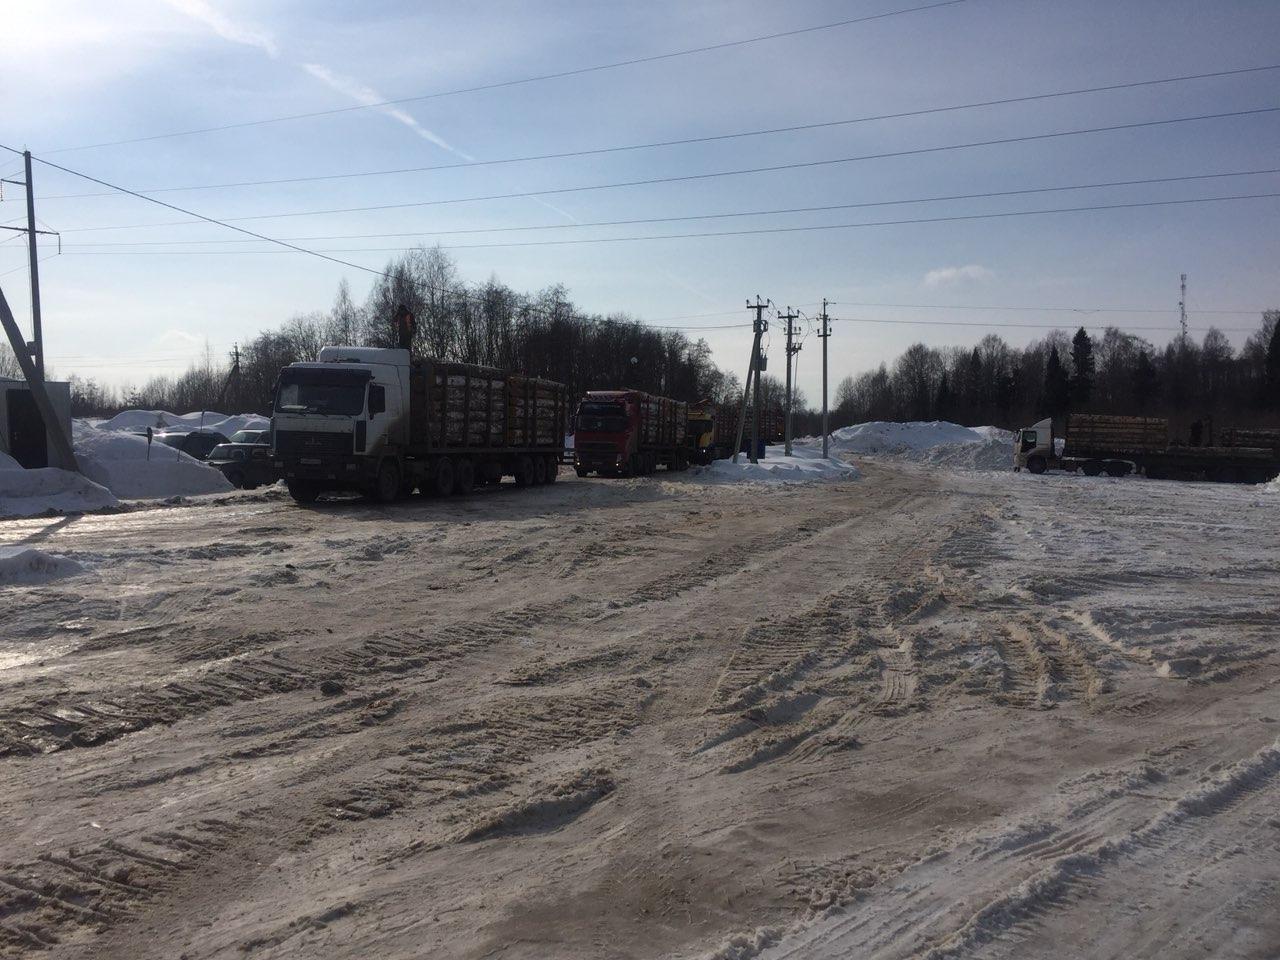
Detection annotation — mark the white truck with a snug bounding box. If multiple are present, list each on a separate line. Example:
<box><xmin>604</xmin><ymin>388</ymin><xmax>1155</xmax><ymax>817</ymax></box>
<box><xmin>272</xmin><ymin>346</ymin><xmax>567</xmax><ymax>503</ymax></box>
<box><xmin>1014</xmin><ymin>413</ymin><xmax>1280</xmax><ymax>483</ymax></box>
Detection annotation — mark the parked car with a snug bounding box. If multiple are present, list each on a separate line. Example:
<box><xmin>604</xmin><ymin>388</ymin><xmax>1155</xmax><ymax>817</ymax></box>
<box><xmin>154</xmin><ymin>429</ymin><xmax>230</xmax><ymax>461</ymax></box>
<box><xmin>207</xmin><ymin>429</ymin><xmax>277</xmax><ymax>489</ymax></box>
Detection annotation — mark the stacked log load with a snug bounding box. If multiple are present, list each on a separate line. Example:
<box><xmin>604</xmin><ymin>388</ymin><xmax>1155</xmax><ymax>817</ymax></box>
<box><xmin>507</xmin><ymin>376</ymin><xmax>568</xmax><ymax>447</ymax></box>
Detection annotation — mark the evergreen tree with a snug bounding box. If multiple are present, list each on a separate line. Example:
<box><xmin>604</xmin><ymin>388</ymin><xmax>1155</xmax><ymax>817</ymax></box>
<box><xmin>1070</xmin><ymin>327</ymin><xmax>1095</xmax><ymax>406</ymax></box>
<box><xmin>934</xmin><ymin>372</ymin><xmax>955</xmax><ymax>420</ymax></box>
<box><xmin>1132</xmin><ymin>349</ymin><xmax>1158</xmax><ymax>413</ymax></box>
<box><xmin>1041</xmin><ymin>345</ymin><xmax>1070</xmax><ymax>416</ymax></box>
<box><xmin>1267</xmin><ymin>321</ymin><xmax>1280</xmax><ymax>409</ymax></box>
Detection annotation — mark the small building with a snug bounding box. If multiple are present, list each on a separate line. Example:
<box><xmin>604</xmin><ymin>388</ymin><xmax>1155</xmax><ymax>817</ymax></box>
<box><xmin>0</xmin><ymin>377</ymin><xmax>72</xmax><ymax>469</ymax></box>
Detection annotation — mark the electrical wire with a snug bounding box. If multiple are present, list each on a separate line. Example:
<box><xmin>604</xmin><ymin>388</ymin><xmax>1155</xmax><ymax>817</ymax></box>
<box><xmin>35</xmin><ymin>63</ymin><xmax>1280</xmax><ymax>200</ymax></box>
<box><xmin>43</xmin><ymin>1</ymin><xmax>965</xmax><ymax>154</ymax></box>
<box><xmin>51</xmin><ymin>191</ymin><xmax>1280</xmax><ymax>253</ymax></box>
<box><xmin>56</xmin><ymin>168</ymin><xmax>1280</xmax><ymax>246</ymax></box>
<box><xmin>53</xmin><ymin>106</ymin><xmax>1280</xmax><ymax>232</ymax></box>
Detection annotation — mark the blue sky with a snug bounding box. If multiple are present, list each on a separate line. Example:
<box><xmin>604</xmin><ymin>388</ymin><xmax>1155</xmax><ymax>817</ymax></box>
<box><xmin>2</xmin><ymin>0</ymin><xmax>1278</xmax><ymax>403</ymax></box>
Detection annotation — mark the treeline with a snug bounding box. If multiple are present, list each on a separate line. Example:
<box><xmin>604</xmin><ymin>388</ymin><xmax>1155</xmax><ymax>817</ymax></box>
<box><xmin>44</xmin><ymin>247</ymin><xmax>742</xmax><ymax>417</ymax></box>
<box><xmin>832</xmin><ymin>313</ymin><xmax>1280</xmax><ymax>433</ymax></box>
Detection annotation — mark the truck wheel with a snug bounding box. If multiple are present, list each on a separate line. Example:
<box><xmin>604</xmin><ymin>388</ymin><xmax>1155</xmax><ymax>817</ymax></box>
<box><xmin>453</xmin><ymin>458</ymin><xmax>475</xmax><ymax>495</ymax></box>
<box><xmin>433</xmin><ymin>458</ymin><xmax>455</xmax><ymax>497</ymax></box>
<box><xmin>1082</xmin><ymin>460</ymin><xmax>1103</xmax><ymax>477</ymax></box>
<box><xmin>373</xmin><ymin>460</ymin><xmax>402</xmax><ymax>503</ymax></box>
<box><xmin>532</xmin><ymin>456</ymin><xmax>548</xmax><ymax>485</ymax></box>
<box><xmin>544</xmin><ymin>456</ymin><xmax>559</xmax><ymax>483</ymax></box>
<box><xmin>1104</xmin><ymin>461</ymin><xmax>1130</xmax><ymax>478</ymax></box>
<box><xmin>514</xmin><ymin>455</ymin><xmax>534</xmax><ymax>487</ymax></box>
<box><xmin>1027</xmin><ymin>455</ymin><xmax>1047</xmax><ymax>475</ymax></box>
<box><xmin>287</xmin><ymin>480</ymin><xmax>320</xmax><ymax>504</ymax></box>
<box><xmin>575</xmin><ymin>467</ymin><xmax>589</xmax><ymax>478</ymax></box>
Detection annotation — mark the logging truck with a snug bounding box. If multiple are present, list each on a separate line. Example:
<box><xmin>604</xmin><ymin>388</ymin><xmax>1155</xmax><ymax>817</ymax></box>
<box><xmin>1014</xmin><ymin>414</ymin><xmax>1280</xmax><ymax>483</ymax></box>
<box><xmin>273</xmin><ymin>347</ymin><xmax>567</xmax><ymax>503</ymax></box>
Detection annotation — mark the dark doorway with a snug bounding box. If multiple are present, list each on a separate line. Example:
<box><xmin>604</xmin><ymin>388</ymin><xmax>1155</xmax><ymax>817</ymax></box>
<box><xmin>7</xmin><ymin>389</ymin><xmax>48</xmax><ymax>469</ymax></box>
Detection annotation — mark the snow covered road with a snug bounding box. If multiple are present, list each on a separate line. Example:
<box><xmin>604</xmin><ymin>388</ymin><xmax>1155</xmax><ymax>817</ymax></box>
<box><xmin>0</xmin><ymin>465</ymin><xmax>1276</xmax><ymax>959</ymax></box>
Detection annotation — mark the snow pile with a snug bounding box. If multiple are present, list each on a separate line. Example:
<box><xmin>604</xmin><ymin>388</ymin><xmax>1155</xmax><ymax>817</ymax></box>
<box><xmin>0</xmin><ymin>460</ymin><xmax>118</xmax><ymax>517</ymax></box>
<box><xmin>73</xmin><ymin>421</ymin><xmax>233</xmax><ymax>500</ymax></box>
<box><xmin>798</xmin><ymin>421</ymin><xmax>1016</xmax><ymax>471</ymax></box>
<box><xmin>0</xmin><ymin>546</ymin><xmax>89</xmax><ymax>586</ymax></box>
<box><xmin>687</xmin><ymin>447</ymin><xmax>861</xmax><ymax>485</ymax></box>
<box><xmin>1264</xmin><ymin>476</ymin><xmax>1280</xmax><ymax>494</ymax></box>
<box><xmin>94</xmin><ymin>409</ymin><xmax>269</xmax><ymax>436</ymax></box>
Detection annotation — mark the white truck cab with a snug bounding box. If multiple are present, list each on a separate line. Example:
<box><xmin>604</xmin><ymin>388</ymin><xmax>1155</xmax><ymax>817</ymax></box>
<box><xmin>273</xmin><ymin>347</ymin><xmax>411</xmax><ymax>499</ymax></box>
<box><xmin>1013</xmin><ymin>417</ymin><xmax>1054</xmax><ymax>473</ymax></box>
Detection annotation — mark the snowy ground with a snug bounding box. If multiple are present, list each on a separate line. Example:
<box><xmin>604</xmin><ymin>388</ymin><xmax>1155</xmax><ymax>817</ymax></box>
<box><xmin>0</xmin><ymin>462</ymin><xmax>1277</xmax><ymax>959</ymax></box>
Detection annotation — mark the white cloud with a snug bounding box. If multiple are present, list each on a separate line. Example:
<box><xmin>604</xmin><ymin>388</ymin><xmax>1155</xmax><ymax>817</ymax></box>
<box><xmin>923</xmin><ymin>264</ymin><xmax>995</xmax><ymax>288</ymax></box>
<box><xmin>161</xmin><ymin>0</ymin><xmax>278</xmax><ymax>58</ymax></box>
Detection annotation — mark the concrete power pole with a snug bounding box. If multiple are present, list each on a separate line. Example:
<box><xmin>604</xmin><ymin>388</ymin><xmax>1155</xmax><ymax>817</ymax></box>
<box><xmin>779</xmin><ymin>307</ymin><xmax>800</xmax><ymax>456</ymax></box>
<box><xmin>733</xmin><ymin>297</ymin><xmax>769</xmax><ymax>465</ymax></box>
<box><xmin>818</xmin><ymin>299</ymin><xmax>832</xmax><ymax>459</ymax></box>
<box><xmin>0</xmin><ymin>284</ymin><xmax>77</xmax><ymax>471</ymax></box>
<box><xmin>24</xmin><ymin>152</ymin><xmax>44</xmax><ymax>379</ymax></box>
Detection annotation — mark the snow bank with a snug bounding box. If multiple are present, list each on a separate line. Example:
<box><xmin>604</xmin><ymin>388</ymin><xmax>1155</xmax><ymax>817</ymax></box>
<box><xmin>73</xmin><ymin>421</ymin><xmax>233</xmax><ymax>500</ymax></box>
<box><xmin>0</xmin><ymin>463</ymin><xmax>118</xmax><ymax>517</ymax></box>
<box><xmin>797</xmin><ymin>421</ymin><xmax>1016</xmax><ymax>471</ymax></box>
<box><xmin>0</xmin><ymin>546</ymin><xmax>89</xmax><ymax>586</ymax></box>
<box><xmin>687</xmin><ymin>446</ymin><xmax>861</xmax><ymax>485</ymax></box>
<box><xmin>94</xmin><ymin>408</ymin><xmax>269</xmax><ymax>436</ymax></box>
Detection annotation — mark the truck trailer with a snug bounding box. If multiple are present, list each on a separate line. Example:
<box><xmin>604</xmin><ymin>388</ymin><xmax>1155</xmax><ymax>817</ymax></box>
<box><xmin>273</xmin><ymin>347</ymin><xmax>567</xmax><ymax>503</ymax></box>
<box><xmin>573</xmin><ymin>390</ymin><xmax>689</xmax><ymax>477</ymax></box>
<box><xmin>1014</xmin><ymin>414</ymin><xmax>1280</xmax><ymax>483</ymax></box>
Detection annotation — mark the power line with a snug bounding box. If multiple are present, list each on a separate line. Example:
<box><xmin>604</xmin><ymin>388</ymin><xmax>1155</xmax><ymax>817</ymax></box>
<box><xmin>50</xmin><ymin>191</ymin><xmax>1280</xmax><ymax>253</ymax></box>
<box><xmin>55</xmin><ymin>168</ymin><xmax>1280</xmax><ymax>246</ymax></box>
<box><xmin>44</xmin><ymin>1</ymin><xmax>965</xmax><ymax>155</ymax></box>
<box><xmin>825</xmin><ymin>300</ymin><xmax>1271</xmax><ymax>315</ymax></box>
<box><xmin>54</xmin><ymin>106</ymin><xmax>1280</xmax><ymax>233</ymax></box>
<box><xmin>34</xmin><ymin>63</ymin><xmax>1280</xmax><ymax>200</ymax></box>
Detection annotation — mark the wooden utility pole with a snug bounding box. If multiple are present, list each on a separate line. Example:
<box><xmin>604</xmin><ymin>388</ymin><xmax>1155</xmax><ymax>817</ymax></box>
<box><xmin>818</xmin><ymin>299</ymin><xmax>831</xmax><ymax>459</ymax></box>
<box><xmin>780</xmin><ymin>306</ymin><xmax>800</xmax><ymax>456</ymax></box>
<box><xmin>733</xmin><ymin>297</ymin><xmax>769</xmax><ymax>465</ymax></box>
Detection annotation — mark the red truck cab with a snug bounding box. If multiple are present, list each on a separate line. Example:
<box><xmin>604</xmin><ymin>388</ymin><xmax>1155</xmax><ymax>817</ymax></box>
<box><xmin>573</xmin><ymin>390</ymin><xmax>688</xmax><ymax>477</ymax></box>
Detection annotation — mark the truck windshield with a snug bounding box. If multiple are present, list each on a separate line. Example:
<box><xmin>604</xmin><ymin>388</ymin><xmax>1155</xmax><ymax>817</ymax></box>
<box><xmin>275</xmin><ymin>370</ymin><xmax>369</xmax><ymax>416</ymax></box>
<box><xmin>577</xmin><ymin>401</ymin><xmax>627</xmax><ymax>433</ymax></box>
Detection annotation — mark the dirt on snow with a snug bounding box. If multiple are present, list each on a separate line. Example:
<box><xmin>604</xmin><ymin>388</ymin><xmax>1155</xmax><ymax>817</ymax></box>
<box><xmin>0</xmin><ymin>462</ymin><xmax>1277</xmax><ymax>959</ymax></box>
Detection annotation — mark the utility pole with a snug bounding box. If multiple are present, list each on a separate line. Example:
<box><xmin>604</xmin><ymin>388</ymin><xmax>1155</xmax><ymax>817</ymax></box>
<box><xmin>1178</xmin><ymin>273</ymin><xmax>1188</xmax><ymax>342</ymax></box>
<box><xmin>818</xmin><ymin>299</ymin><xmax>832</xmax><ymax>460</ymax></box>
<box><xmin>0</xmin><ymin>283</ymin><xmax>77</xmax><ymax>471</ymax></box>
<box><xmin>24</xmin><ymin>152</ymin><xmax>43</xmax><ymax>379</ymax></box>
<box><xmin>733</xmin><ymin>297</ymin><xmax>769</xmax><ymax>465</ymax></box>
<box><xmin>779</xmin><ymin>307</ymin><xmax>800</xmax><ymax>456</ymax></box>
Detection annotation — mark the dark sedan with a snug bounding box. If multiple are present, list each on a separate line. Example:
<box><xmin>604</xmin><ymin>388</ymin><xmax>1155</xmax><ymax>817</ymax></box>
<box><xmin>207</xmin><ymin>429</ymin><xmax>277</xmax><ymax>489</ymax></box>
<box><xmin>154</xmin><ymin>429</ymin><xmax>230</xmax><ymax>461</ymax></box>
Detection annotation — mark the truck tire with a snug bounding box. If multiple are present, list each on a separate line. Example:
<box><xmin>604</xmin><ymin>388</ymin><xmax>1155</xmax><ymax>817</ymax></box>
<box><xmin>1104</xmin><ymin>460</ymin><xmax>1130</xmax><ymax>478</ymax></box>
<box><xmin>575</xmin><ymin>467</ymin><xmax>589</xmax><ymax>478</ymax></box>
<box><xmin>373</xmin><ymin>460</ymin><xmax>401</xmax><ymax>503</ymax></box>
<box><xmin>514</xmin><ymin>455</ymin><xmax>534</xmax><ymax>487</ymax></box>
<box><xmin>433</xmin><ymin>458</ymin><xmax>455</xmax><ymax>497</ymax></box>
<box><xmin>532</xmin><ymin>456</ymin><xmax>548</xmax><ymax>485</ymax></box>
<box><xmin>453</xmin><ymin>457</ymin><xmax>474</xmax><ymax>495</ymax></box>
<box><xmin>1027</xmin><ymin>455</ymin><xmax>1047</xmax><ymax>475</ymax></box>
<box><xmin>544</xmin><ymin>456</ymin><xmax>559</xmax><ymax>483</ymax></box>
<box><xmin>287</xmin><ymin>480</ymin><xmax>320</xmax><ymax>504</ymax></box>
<box><xmin>1082</xmin><ymin>460</ymin><xmax>1103</xmax><ymax>477</ymax></box>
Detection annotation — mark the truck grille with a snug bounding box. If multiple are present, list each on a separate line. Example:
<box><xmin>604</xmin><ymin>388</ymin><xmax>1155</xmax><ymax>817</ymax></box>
<box><xmin>576</xmin><ymin>441</ymin><xmax>618</xmax><ymax>455</ymax></box>
<box><xmin>275</xmin><ymin>430</ymin><xmax>352</xmax><ymax>457</ymax></box>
